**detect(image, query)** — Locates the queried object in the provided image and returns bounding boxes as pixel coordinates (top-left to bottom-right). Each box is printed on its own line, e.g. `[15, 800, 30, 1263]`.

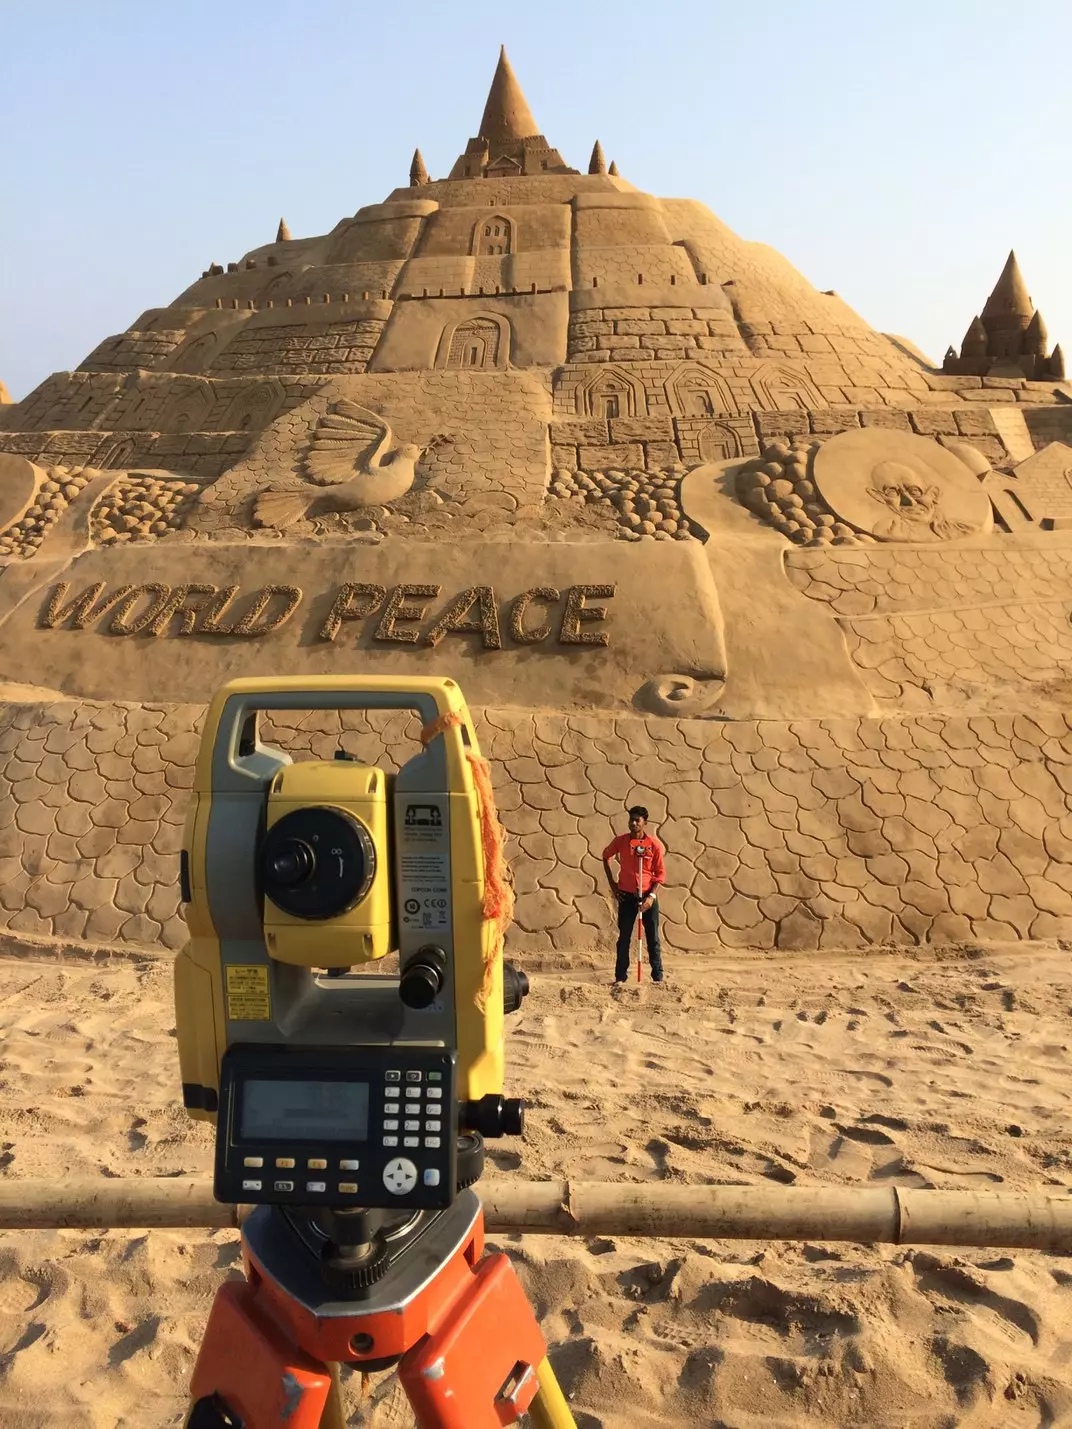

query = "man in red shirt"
[602, 805, 666, 984]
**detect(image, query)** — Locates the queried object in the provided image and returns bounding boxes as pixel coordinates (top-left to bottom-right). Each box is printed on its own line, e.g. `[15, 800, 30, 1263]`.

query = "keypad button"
[424, 1106, 440, 1119]
[426, 1119, 442, 1132]
[275, 1157, 295, 1169]
[427, 1088, 443, 1100]
[404, 1119, 420, 1132]
[339, 1181, 358, 1194]
[406, 1070, 422, 1083]
[403, 1137, 419, 1148]
[306, 1181, 327, 1193]
[307, 1158, 327, 1170]
[339, 1159, 360, 1171]
[242, 1179, 262, 1191]
[428, 1072, 443, 1083]
[385, 1087, 401, 1100]
[424, 1136, 441, 1149]
[423, 1168, 441, 1186]
[274, 1180, 294, 1192]
[385, 1070, 401, 1082]
[383, 1135, 399, 1147]
[243, 1156, 264, 1168]
[405, 1087, 420, 1100]
[383, 1119, 399, 1131]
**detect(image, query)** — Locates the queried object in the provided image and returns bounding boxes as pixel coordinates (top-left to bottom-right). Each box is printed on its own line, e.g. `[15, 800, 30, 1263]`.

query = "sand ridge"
[0, 941, 1069, 1425]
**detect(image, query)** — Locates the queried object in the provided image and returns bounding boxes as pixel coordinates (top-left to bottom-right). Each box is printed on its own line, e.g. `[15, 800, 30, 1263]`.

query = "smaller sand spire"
[1052, 344, 1066, 381]
[1024, 308, 1048, 356]
[276, 217, 292, 242]
[608, 159, 619, 176]
[410, 148, 429, 186]
[588, 140, 606, 175]
[960, 316, 988, 361]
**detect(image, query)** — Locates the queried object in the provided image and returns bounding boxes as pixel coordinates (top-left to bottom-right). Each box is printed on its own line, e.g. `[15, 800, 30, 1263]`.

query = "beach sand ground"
[0, 937, 1069, 1427]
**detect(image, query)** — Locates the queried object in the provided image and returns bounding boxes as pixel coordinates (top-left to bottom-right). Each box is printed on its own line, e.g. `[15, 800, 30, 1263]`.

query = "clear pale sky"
[1, 0, 1068, 401]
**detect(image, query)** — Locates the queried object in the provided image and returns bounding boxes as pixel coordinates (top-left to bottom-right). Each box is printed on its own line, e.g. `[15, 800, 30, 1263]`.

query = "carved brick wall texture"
[209, 320, 387, 375]
[78, 332, 188, 372]
[2, 700, 1071, 958]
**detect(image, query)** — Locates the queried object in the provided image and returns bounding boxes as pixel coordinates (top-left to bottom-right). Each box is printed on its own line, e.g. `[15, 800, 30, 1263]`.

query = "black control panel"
[214, 1045, 458, 1211]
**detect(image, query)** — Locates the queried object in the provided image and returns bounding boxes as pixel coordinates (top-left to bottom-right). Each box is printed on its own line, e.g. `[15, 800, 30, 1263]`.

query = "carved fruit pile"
[736, 440, 871, 547]
[94, 476, 202, 544]
[549, 467, 697, 540]
[0, 466, 94, 559]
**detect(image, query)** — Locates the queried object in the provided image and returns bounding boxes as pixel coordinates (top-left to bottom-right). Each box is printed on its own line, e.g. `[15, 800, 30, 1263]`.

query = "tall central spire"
[982, 250, 1033, 319]
[478, 46, 539, 145]
[445, 47, 576, 180]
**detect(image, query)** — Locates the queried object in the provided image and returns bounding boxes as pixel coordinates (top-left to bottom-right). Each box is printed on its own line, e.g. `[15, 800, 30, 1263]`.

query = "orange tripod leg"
[186, 1279, 333, 1429]
[399, 1251, 548, 1428]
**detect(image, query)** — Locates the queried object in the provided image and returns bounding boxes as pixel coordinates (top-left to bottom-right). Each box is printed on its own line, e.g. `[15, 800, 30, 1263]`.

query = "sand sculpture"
[2, 46, 1072, 960]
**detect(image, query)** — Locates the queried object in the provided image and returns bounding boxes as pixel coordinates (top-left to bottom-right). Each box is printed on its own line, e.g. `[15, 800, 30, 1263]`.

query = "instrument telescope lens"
[270, 840, 316, 887]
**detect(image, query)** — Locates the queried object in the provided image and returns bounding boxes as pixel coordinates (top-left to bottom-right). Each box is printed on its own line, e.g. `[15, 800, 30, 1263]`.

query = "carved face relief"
[866, 460, 974, 542]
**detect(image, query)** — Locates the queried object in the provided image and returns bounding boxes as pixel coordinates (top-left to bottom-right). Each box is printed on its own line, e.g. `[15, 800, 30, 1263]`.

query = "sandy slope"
[0, 940, 1070, 1426]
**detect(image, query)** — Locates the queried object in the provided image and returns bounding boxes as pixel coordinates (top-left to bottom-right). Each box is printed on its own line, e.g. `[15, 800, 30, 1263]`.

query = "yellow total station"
[173, 676, 519, 1138]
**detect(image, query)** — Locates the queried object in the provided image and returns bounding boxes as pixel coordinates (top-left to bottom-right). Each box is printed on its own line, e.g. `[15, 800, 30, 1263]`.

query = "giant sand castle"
[3, 49, 1072, 960]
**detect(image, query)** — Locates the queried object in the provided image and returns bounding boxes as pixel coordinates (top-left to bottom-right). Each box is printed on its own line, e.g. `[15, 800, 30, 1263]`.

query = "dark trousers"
[615, 893, 663, 980]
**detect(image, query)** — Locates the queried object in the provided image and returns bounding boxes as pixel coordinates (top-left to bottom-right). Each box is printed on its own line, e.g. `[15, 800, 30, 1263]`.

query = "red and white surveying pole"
[631, 839, 648, 984]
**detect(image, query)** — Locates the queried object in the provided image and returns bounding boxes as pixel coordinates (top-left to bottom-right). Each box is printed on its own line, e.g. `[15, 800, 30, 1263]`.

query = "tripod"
[633, 843, 648, 985]
[184, 1179, 576, 1429]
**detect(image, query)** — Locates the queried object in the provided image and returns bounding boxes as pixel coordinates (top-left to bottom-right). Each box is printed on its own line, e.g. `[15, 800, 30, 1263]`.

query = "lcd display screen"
[239, 1079, 370, 1141]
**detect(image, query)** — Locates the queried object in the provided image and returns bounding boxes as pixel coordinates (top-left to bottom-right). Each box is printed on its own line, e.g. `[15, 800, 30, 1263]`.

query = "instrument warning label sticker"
[399, 798, 451, 932]
[226, 965, 271, 1021]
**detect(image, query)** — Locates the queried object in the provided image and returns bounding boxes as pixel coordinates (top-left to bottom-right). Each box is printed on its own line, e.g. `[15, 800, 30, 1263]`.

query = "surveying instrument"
[173, 676, 576, 1428]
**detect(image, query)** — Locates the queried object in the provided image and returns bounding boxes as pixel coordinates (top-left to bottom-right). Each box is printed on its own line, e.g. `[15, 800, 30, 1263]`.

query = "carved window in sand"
[577, 366, 646, 420]
[697, 423, 743, 462]
[750, 362, 824, 413]
[665, 364, 736, 418]
[445, 317, 505, 370]
[474, 215, 514, 257]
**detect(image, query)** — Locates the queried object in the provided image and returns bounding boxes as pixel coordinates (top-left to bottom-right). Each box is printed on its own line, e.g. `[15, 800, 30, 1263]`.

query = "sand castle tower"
[1, 51, 1072, 958]
[944, 251, 1064, 380]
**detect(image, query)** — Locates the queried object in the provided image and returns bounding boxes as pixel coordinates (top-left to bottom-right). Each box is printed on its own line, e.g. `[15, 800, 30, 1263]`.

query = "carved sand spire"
[983, 250, 1033, 321]
[410, 147, 429, 186]
[608, 160, 619, 176]
[478, 46, 540, 145]
[447, 48, 575, 179]
[960, 316, 988, 361]
[947, 251, 1061, 379]
[589, 140, 606, 175]
[1052, 343, 1066, 380]
[276, 217, 292, 242]
[1024, 308, 1048, 356]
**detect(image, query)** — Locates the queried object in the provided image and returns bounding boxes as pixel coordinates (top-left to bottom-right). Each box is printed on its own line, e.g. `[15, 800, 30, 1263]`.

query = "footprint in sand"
[911, 1256, 1040, 1345]
[107, 1314, 162, 1366]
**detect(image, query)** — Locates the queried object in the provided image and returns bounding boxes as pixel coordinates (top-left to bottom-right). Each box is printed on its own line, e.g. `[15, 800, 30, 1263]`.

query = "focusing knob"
[503, 961, 529, 1015]
[399, 946, 447, 1010]
[461, 1094, 525, 1138]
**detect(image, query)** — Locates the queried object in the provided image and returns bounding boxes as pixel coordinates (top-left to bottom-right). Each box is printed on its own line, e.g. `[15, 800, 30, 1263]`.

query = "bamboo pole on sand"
[1, 1179, 1071, 1251]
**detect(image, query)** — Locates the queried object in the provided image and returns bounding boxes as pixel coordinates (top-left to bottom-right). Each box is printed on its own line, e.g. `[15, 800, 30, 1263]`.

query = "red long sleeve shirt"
[602, 833, 665, 895]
